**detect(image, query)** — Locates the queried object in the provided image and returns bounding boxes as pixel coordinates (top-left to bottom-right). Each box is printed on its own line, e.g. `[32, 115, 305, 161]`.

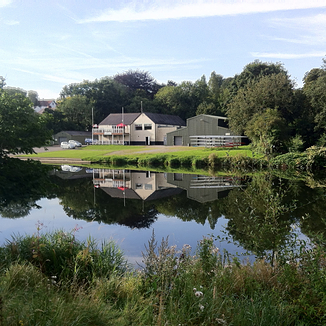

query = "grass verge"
[0, 228, 325, 325]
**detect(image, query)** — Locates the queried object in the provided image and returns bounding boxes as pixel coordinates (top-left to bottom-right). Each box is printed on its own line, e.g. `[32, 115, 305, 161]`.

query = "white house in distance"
[93, 112, 186, 145]
[34, 99, 57, 114]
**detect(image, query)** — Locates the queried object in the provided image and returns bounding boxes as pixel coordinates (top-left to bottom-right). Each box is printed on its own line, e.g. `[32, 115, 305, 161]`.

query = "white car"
[61, 165, 82, 172]
[69, 140, 82, 147]
[61, 142, 75, 149]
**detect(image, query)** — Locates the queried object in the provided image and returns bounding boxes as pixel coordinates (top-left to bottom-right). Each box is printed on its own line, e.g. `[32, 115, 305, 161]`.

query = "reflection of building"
[51, 166, 93, 180]
[166, 173, 243, 203]
[93, 169, 182, 201]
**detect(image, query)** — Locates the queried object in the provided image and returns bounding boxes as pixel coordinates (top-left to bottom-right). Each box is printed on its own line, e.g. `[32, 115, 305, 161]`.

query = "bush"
[0, 228, 128, 285]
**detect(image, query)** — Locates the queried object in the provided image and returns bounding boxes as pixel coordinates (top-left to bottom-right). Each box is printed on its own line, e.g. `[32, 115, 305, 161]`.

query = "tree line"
[1, 57, 326, 156]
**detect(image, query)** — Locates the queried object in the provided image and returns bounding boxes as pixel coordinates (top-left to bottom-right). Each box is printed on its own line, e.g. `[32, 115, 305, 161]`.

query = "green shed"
[166, 114, 245, 147]
[53, 131, 92, 145]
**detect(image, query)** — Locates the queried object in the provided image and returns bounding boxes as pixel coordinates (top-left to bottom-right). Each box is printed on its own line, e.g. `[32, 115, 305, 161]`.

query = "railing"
[92, 127, 129, 135]
[91, 140, 129, 145]
[189, 135, 246, 147]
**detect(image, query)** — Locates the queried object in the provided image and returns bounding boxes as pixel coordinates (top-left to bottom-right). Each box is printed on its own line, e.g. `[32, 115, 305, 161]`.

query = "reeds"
[0, 228, 325, 325]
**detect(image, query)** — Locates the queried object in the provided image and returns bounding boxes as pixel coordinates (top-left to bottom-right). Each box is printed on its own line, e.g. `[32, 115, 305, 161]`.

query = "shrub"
[0, 229, 128, 285]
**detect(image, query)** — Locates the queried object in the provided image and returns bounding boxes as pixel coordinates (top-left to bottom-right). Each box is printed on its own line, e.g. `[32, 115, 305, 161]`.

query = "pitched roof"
[99, 113, 140, 126]
[55, 131, 92, 136]
[144, 112, 186, 126]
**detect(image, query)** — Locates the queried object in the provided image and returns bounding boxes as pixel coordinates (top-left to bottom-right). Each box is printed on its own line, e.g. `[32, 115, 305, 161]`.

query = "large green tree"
[114, 69, 161, 99]
[60, 77, 129, 123]
[56, 95, 94, 131]
[227, 72, 295, 153]
[303, 61, 326, 139]
[155, 77, 209, 120]
[0, 90, 52, 156]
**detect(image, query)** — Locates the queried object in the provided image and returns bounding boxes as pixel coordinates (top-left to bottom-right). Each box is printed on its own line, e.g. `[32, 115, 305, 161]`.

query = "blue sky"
[1, 0, 326, 99]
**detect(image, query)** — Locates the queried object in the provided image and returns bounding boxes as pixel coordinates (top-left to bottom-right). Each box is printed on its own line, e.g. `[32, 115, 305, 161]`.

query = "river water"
[0, 159, 325, 266]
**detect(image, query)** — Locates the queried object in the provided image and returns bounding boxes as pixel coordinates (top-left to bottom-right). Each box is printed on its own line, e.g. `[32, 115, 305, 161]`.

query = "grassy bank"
[25, 145, 267, 171]
[0, 229, 325, 325]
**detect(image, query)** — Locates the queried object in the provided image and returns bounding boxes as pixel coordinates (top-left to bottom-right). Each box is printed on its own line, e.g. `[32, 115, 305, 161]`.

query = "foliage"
[303, 66, 326, 134]
[0, 90, 52, 156]
[287, 134, 305, 153]
[0, 228, 128, 285]
[1, 232, 326, 325]
[224, 174, 296, 257]
[114, 69, 161, 99]
[270, 146, 326, 171]
[227, 73, 294, 136]
[245, 108, 289, 155]
[0, 158, 54, 217]
[56, 95, 94, 131]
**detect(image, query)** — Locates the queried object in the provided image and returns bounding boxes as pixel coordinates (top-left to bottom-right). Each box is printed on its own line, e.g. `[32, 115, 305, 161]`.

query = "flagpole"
[122, 107, 124, 145]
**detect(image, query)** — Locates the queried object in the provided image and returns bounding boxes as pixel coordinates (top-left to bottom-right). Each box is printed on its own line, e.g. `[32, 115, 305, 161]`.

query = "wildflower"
[193, 287, 197, 292]
[199, 304, 204, 311]
[195, 291, 203, 297]
[51, 275, 57, 279]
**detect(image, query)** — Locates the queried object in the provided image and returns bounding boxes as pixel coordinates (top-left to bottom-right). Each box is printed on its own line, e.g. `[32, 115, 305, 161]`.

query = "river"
[0, 158, 325, 266]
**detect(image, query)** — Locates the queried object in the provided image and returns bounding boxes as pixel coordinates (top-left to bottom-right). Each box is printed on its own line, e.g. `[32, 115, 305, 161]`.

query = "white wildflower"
[195, 291, 203, 297]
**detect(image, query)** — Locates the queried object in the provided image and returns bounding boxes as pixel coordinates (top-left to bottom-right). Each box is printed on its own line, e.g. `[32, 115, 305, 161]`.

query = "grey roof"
[99, 113, 140, 126]
[188, 114, 228, 121]
[144, 112, 186, 126]
[99, 112, 186, 126]
[55, 131, 92, 136]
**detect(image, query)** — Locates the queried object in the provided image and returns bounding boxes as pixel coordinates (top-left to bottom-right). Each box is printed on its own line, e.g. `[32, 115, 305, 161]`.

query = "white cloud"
[268, 13, 326, 45]
[3, 20, 19, 25]
[251, 51, 326, 59]
[79, 0, 326, 23]
[0, 0, 12, 8]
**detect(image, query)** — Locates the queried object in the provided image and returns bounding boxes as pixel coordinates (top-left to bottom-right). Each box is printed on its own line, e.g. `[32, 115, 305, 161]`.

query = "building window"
[136, 183, 143, 189]
[144, 124, 152, 130]
[135, 124, 142, 130]
[145, 184, 152, 190]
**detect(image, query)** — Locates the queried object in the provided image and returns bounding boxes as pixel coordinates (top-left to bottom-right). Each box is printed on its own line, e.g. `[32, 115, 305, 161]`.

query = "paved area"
[32, 145, 67, 153]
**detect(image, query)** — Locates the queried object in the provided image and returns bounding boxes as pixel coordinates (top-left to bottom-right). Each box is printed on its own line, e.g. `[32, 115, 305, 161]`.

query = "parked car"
[61, 142, 75, 149]
[85, 138, 98, 145]
[69, 140, 82, 147]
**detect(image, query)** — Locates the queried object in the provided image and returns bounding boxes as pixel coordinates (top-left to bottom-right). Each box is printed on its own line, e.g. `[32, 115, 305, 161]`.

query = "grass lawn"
[24, 145, 256, 161]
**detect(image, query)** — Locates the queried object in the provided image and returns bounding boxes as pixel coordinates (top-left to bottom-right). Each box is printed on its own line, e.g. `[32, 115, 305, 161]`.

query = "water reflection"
[1, 159, 326, 263]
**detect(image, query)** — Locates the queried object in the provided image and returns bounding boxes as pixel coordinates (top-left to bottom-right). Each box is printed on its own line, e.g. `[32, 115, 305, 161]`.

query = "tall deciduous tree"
[56, 95, 94, 131]
[60, 77, 129, 123]
[227, 73, 295, 153]
[0, 90, 52, 156]
[114, 70, 161, 99]
[0, 76, 5, 89]
[27, 90, 39, 106]
[303, 63, 326, 138]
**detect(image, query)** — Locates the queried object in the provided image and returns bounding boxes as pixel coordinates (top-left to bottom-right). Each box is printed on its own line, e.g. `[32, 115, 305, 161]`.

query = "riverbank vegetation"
[0, 228, 325, 325]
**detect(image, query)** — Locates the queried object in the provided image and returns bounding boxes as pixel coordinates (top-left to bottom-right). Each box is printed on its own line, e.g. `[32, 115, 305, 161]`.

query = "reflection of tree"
[224, 174, 295, 257]
[154, 191, 226, 229]
[287, 183, 326, 246]
[0, 201, 36, 218]
[0, 158, 53, 218]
